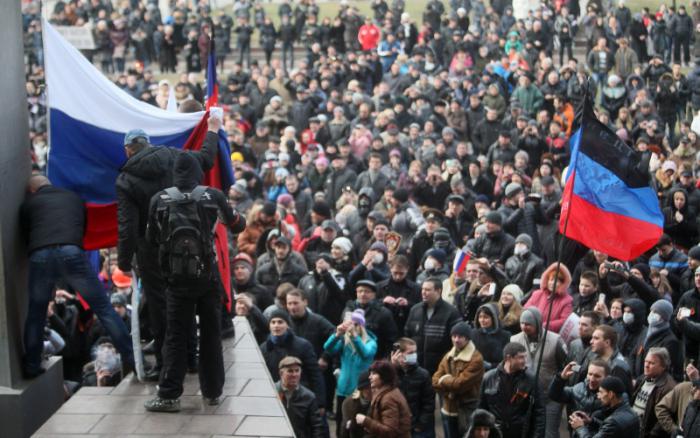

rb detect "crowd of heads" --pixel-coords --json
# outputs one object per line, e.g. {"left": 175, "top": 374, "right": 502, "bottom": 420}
{"left": 22, "top": 0, "right": 700, "bottom": 435}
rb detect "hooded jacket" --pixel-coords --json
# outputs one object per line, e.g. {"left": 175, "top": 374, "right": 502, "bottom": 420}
{"left": 432, "top": 341, "right": 485, "bottom": 415}
{"left": 471, "top": 303, "right": 512, "bottom": 370}
{"left": 663, "top": 188, "right": 698, "bottom": 250}
{"left": 524, "top": 263, "right": 573, "bottom": 333}
{"left": 510, "top": 307, "right": 568, "bottom": 393}
{"left": 117, "top": 131, "right": 219, "bottom": 270}
{"left": 619, "top": 298, "right": 648, "bottom": 369}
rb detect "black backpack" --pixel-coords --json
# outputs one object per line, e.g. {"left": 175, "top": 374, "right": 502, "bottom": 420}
{"left": 157, "top": 186, "right": 212, "bottom": 281}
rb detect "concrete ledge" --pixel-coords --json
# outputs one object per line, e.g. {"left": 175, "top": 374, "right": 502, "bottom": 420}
{"left": 34, "top": 318, "right": 294, "bottom": 437}
{"left": 0, "top": 357, "right": 64, "bottom": 438}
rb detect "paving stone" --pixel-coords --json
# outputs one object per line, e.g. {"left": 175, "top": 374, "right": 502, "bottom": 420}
{"left": 76, "top": 386, "right": 114, "bottom": 396}
{"left": 36, "top": 414, "right": 104, "bottom": 434}
{"left": 133, "top": 414, "right": 193, "bottom": 434}
{"left": 215, "top": 396, "right": 284, "bottom": 416}
{"left": 234, "top": 416, "right": 294, "bottom": 436}
{"left": 179, "top": 414, "right": 244, "bottom": 435}
{"left": 89, "top": 414, "right": 146, "bottom": 434}
{"left": 238, "top": 379, "right": 277, "bottom": 397}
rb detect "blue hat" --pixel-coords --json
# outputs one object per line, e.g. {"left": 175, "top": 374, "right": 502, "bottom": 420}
{"left": 123, "top": 129, "right": 150, "bottom": 146}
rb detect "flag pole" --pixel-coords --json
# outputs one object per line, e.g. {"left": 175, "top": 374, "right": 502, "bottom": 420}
{"left": 522, "top": 86, "right": 588, "bottom": 438}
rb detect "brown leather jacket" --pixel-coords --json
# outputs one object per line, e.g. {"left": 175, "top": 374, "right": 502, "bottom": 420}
{"left": 432, "top": 341, "right": 485, "bottom": 415}
{"left": 363, "top": 386, "right": 412, "bottom": 438}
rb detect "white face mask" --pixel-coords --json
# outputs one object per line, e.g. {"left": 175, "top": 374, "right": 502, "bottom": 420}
{"left": 373, "top": 253, "right": 383, "bottom": 264}
{"left": 622, "top": 312, "right": 634, "bottom": 325}
{"left": 424, "top": 258, "right": 436, "bottom": 271}
{"left": 514, "top": 244, "right": 529, "bottom": 256}
{"left": 647, "top": 312, "right": 661, "bottom": 326}
{"left": 404, "top": 353, "right": 418, "bottom": 365}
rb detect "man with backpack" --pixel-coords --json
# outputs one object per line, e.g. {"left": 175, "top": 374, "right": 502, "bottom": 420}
{"left": 143, "top": 153, "right": 246, "bottom": 412}
{"left": 116, "top": 116, "right": 220, "bottom": 379}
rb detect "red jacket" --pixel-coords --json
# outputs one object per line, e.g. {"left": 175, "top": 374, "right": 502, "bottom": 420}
{"left": 524, "top": 263, "right": 573, "bottom": 333}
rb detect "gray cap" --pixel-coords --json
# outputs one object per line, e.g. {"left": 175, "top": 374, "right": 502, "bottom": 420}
{"left": 515, "top": 233, "right": 533, "bottom": 248}
{"left": 123, "top": 129, "right": 150, "bottom": 146}
{"left": 505, "top": 183, "right": 523, "bottom": 198}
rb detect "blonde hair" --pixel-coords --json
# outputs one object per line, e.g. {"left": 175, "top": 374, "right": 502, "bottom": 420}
{"left": 344, "top": 324, "right": 369, "bottom": 352}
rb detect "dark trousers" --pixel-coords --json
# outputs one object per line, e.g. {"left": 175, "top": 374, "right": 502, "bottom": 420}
{"left": 674, "top": 35, "right": 691, "bottom": 64}
{"left": 559, "top": 41, "right": 573, "bottom": 66}
{"left": 158, "top": 279, "right": 224, "bottom": 399}
{"left": 24, "top": 245, "right": 133, "bottom": 373}
{"left": 238, "top": 41, "right": 251, "bottom": 68}
{"left": 137, "top": 245, "right": 167, "bottom": 368}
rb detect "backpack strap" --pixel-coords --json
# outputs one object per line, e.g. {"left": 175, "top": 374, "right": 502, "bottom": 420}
{"left": 164, "top": 187, "right": 185, "bottom": 201}
{"left": 189, "top": 185, "right": 207, "bottom": 201}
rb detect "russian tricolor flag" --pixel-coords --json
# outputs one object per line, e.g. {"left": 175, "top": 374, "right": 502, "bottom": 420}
{"left": 43, "top": 20, "right": 234, "bottom": 250}
{"left": 559, "top": 97, "right": 664, "bottom": 261}
{"left": 453, "top": 249, "right": 471, "bottom": 274}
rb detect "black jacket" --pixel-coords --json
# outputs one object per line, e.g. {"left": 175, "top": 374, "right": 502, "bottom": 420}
{"left": 116, "top": 131, "right": 218, "bottom": 271}
{"left": 290, "top": 310, "right": 335, "bottom": 360}
{"left": 404, "top": 299, "right": 462, "bottom": 375}
{"left": 634, "top": 327, "right": 684, "bottom": 382}
{"left": 471, "top": 230, "right": 516, "bottom": 265}
{"left": 618, "top": 298, "right": 648, "bottom": 370}
{"left": 276, "top": 382, "right": 325, "bottom": 438}
{"left": 680, "top": 399, "right": 700, "bottom": 438}
{"left": 674, "top": 287, "right": 700, "bottom": 363}
{"left": 343, "top": 299, "right": 398, "bottom": 359}
{"left": 377, "top": 277, "right": 421, "bottom": 336}
{"left": 397, "top": 364, "right": 435, "bottom": 432}
{"left": 573, "top": 400, "right": 640, "bottom": 438}
{"left": 479, "top": 364, "right": 546, "bottom": 438}
{"left": 20, "top": 185, "right": 86, "bottom": 253}
{"left": 298, "top": 270, "right": 348, "bottom": 325}
{"left": 505, "top": 251, "right": 545, "bottom": 293}
{"left": 470, "top": 303, "right": 511, "bottom": 370}
{"left": 260, "top": 331, "right": 326, "bottom": 403}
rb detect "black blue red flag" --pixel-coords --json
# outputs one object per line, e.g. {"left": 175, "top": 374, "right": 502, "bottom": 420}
{"left": 559, "top": 97, "right": 664, "bottom": 261}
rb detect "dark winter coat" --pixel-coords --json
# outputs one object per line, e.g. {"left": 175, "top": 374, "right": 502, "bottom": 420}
{"left": 404, "top": 299, "right": 463, "bottom": 375}
{"left": 276, "top": 382, "right": 325, "bottom": 438}
{"left": 634, "top": 327, "right": 684, "bottom": 383}
{"left": 298, "top": 270, "right": 348, "bottom": 325}
{"left": 260, "top": 331, "right": 325, "bottom": 403}
{"left": 470, "top": 303, "right": 511, "bottom": 370}
{"left": 116, "top": 132, "right": 218, "bottom": 271}
{"left": 377, "top": 277, "right": 421, "bottom": 336}
{"left": 479, "top": 364, "right": 546, "bottom": 438}
{"left": 397, "top": 364, "right": 435, "bottom": 433}
{"left": 572, "top": 400, "right": 640, "bottom": 438}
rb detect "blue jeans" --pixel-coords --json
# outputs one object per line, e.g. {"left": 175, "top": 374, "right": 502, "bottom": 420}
{"left": 24, "top": 245, "right": 133, "bottom": 373}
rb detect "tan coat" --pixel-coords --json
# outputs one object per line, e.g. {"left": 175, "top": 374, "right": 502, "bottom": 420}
{"left": 363, "top": 387, "right": 412, "bottom": 438}
{"left": 432, "top": 341, "right": 485, "bottom": 415}
{"left": 655, "top": 381, "right": 694, "bottom": 434}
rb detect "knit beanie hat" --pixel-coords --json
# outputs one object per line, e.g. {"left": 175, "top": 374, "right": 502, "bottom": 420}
{"left": 650, "top": 299, "right": 674, "bottom": 322}
{"left": 502, "top": 284, "right": 524, "bottom": 303}
{"left": 520, "top": 307, "right": 540, "bottom": 326}
{"left": 485, "top": 211, "right": 502, "bottom": 226}
{"left": 450, "top": 322, "right": 472, "bottom": 339}
{"left": 351, "top": 309, "right": 366, "bottom": 327}
{"left": 269, "top": 309, "right": 291, "bottom": 326}
{"left": 332, "top": 237, "right": 353, "bottom": 254}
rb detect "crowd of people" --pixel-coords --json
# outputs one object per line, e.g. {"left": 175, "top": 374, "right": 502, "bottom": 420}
{"left": 20, "top": 0, "right": 700, "bottom": 437}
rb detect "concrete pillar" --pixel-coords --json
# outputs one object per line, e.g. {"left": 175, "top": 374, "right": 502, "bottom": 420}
{"left": 0, "top": 1, "right": 64, "bottom": 436}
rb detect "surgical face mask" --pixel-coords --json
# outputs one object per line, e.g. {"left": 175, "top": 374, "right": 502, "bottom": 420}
{"left": 622, "top": 312, "right": 634, "bottom": 325}
{"left": 404, "top": 352, "right": 418, "bottom": 365}
{"left": 647, "top": 312, "right": 661, "bottom": 326}
{"left": 373, "top": 254, "right": 383, "bottom": 264}
{"left": 514, "top": 244, "right": 529, "bottom": 256}
{"left": 424, "top": 258, "right": 436, "bottom": 271}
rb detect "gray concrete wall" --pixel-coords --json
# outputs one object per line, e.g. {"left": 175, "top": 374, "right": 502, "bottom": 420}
{"left": 0, "top": 0, "right": 33, "bottom": 390}
{"left": 0, "top": 2, "right": 64, "bottom": 436}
